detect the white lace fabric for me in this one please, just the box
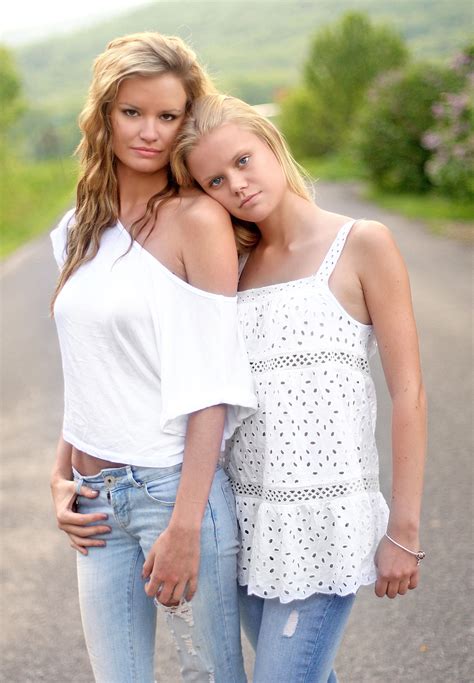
[227,220,389,601]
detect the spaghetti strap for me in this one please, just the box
[315,219,357,284]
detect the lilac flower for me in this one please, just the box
[421,132,441,150]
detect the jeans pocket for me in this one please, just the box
[143,472,180,506]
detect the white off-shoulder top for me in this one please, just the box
[227,220,389,601]
[51,209,257,467]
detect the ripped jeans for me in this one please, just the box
[238,585,355,683]
[73,464,246,683]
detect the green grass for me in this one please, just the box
[299,153,366,182]
[0,155,77,259]
[363,187,474,239]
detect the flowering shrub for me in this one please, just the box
[356,64,459,193]
[422,46,474,201]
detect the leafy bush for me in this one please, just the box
[0,45,24,135]
[278,88,338,158]
[1,155,77,258]
[356,63,462,192]
[422,45,474,200]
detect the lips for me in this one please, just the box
[131,147,162,155]
[239,191,261,209]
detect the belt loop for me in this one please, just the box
[74,477,84,495]
[128,466,143,488]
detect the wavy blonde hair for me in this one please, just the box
[171,93,313,252]
[51,32,215,311]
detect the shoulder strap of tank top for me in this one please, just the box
[315,219,358,284]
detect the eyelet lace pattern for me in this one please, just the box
[227,220,389,601]
[231,475,379,503]
[249,350,370,375]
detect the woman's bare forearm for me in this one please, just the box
[387,382,427,542]
[51,435,73,483]
[169,404,227,532]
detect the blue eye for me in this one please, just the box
[123,108,139,117]
[160,113,176,121]
[238,155,250,166]
[210,177,223,188]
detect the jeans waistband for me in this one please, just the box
[72,463,225,492]
[72,463,183,490]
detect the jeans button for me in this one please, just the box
[104,475,116,488]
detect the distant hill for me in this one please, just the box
[15,0,472,106]
[11,0,472,159]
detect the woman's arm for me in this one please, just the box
[50,436,111,554]
[143,198,239,605]
[356,221,427,599]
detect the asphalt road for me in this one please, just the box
[1,182,472,682]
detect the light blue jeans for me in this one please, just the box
[73,463,246,683]
[238,584,355,683]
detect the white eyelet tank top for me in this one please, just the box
[226,220,389,601]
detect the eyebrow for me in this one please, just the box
[117,102,185,114]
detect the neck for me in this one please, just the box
[116,161,170,211]
[256,191,322,248]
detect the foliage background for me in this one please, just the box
[1,0,472,257]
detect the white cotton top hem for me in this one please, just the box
[61,429,185,468]
[51,210,257,467]
[234,491,389,602]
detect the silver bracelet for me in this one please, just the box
[385,533,426,565]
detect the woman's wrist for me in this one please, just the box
[169,504,204,535]
[50,469,73,486]
[386,518,420,545]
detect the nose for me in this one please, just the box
[229,170,248,194]
[139,117,159,143]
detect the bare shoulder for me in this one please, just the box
[349,219,402,264]
[350,219,395,249]
[174,189,238,295]
[175,188,233,235]
[349,219,409,289]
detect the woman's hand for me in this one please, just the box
[374,533,420,598]
[142,525,200,606]
[50,475,111,555]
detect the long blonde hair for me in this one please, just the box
[51,32,215,310]
[171,93,313,252]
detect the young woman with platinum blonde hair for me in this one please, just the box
[50,36,256,683]
[172,94,427,682]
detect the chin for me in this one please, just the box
[235,208,270,224]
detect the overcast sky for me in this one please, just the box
[1,0,151,45]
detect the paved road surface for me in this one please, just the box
[1,182,472,682]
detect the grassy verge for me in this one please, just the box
[1,155,77,259]
[299,152,366,182]
[363,187,474,239]
[300,153,474,239]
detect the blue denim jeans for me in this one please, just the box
[238,584,355,683]
[73,464,246,683]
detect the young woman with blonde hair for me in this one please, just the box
[50,36,256,683]
[172,94,427,682]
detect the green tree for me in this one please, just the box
[0,45,24,135]
[281,12,408,157]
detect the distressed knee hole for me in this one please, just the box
[164,601,195,627]
[282,609,299,637]
[181,633,198,657]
